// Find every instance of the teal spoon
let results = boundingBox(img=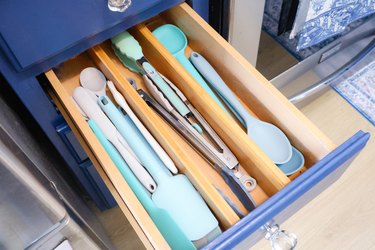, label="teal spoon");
[88,119,196,250]
[152,24,229,113]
